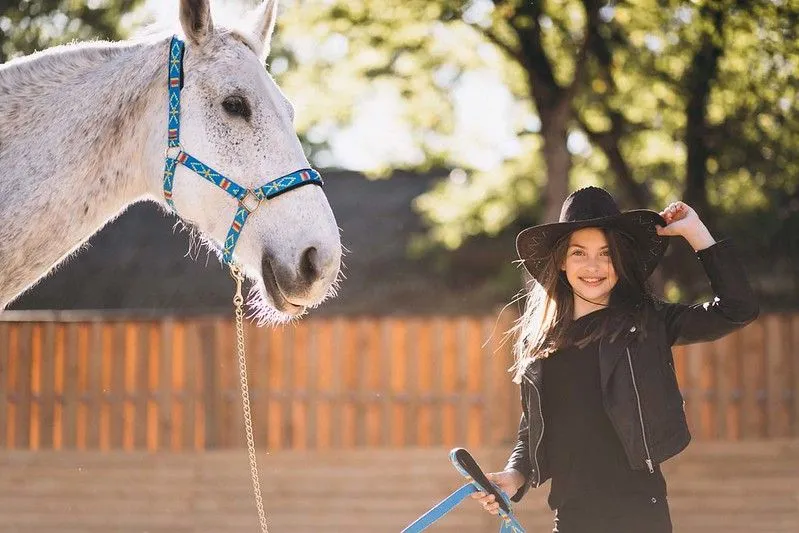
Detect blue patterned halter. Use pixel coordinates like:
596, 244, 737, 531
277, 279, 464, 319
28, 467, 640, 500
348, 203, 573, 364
162, 36, 324, 264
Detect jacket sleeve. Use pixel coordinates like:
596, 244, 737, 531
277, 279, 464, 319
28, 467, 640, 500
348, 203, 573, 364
657, 239, 760, 347
504, 383, 533, 502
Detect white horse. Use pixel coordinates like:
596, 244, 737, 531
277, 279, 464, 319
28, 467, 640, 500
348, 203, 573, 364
0, 0, 342, 322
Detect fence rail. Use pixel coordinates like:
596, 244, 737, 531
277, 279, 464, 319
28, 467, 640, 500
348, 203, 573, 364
0, 311, 797, 451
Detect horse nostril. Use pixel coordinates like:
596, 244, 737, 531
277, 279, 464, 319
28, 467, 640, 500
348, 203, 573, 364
300, 246, 320, 284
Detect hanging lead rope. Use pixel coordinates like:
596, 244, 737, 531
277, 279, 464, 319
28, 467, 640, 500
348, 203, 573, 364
230, 265, 269, 533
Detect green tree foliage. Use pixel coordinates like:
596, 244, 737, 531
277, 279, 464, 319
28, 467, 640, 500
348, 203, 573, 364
0, 0, 143, 63
275, 0, 798, 305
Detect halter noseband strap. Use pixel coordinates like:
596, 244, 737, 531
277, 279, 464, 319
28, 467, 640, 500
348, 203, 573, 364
163, 36, 323, 264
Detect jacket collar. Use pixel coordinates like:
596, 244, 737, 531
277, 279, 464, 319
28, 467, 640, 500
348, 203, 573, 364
599, 313, 642, 390
523, 307, 643, 390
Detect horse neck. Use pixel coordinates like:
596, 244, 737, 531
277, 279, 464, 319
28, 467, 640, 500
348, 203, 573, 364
0, 36, 171, 307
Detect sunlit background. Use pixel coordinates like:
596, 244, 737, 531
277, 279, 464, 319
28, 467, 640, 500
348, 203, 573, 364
1, 2, 798, 533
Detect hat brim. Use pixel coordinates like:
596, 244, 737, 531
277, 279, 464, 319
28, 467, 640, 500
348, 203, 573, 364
515, 209, 669, 282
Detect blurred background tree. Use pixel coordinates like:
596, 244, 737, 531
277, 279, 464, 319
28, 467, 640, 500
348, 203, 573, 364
272, 0, 799, 306
0, 0, 144, 63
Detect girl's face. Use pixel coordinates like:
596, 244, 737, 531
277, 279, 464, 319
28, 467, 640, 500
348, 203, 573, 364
561, 227, 619, 304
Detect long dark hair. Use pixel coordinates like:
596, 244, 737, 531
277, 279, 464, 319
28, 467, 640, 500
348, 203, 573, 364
510, 226, 656, 383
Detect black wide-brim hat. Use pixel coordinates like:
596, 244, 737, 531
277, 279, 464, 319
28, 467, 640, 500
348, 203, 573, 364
516, 186, 669, 283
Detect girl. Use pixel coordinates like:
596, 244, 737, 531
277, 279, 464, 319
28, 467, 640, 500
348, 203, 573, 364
472, 186, 759, 532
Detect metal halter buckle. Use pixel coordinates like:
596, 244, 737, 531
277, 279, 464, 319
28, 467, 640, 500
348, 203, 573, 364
165, 145, 182, 160
239, 190, 261, 214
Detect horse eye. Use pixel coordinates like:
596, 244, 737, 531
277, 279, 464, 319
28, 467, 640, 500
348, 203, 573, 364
222, 95, 251, 120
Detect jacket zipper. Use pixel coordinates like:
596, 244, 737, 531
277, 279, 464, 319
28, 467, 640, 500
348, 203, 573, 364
626, 347, 654, 473
529, 379, 544, 486
523, 372, 545, 487
668, 360, 686, 411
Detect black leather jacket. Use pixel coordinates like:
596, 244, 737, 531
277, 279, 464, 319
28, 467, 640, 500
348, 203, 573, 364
505, 239, 759, 501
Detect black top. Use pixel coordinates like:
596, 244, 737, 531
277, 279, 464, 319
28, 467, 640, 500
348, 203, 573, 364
541, 307, 666, 510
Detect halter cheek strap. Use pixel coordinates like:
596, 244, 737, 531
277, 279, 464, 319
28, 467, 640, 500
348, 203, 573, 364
163, 36, 323, 264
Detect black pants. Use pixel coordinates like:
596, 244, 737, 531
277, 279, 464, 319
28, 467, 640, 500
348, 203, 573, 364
552, 494, 672, 533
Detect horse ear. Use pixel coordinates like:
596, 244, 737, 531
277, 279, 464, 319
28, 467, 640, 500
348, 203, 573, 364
180, 0, 214, 46
250, 0, 279, 59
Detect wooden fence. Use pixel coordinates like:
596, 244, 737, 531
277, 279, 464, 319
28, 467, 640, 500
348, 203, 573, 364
0, 310, 797, 451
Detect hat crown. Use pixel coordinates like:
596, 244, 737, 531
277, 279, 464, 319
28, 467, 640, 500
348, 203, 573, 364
559, 186, 621, 223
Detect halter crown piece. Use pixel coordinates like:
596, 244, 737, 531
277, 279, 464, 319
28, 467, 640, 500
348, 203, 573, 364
163, 36, 324, 264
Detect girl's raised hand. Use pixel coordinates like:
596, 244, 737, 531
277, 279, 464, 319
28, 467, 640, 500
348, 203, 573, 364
655, 201, 700, 238
655, 201, 716, 251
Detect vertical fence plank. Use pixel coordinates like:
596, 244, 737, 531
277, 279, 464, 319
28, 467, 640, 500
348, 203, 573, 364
340, 320, 357, 448
78, 324, 94, 450
485, 311, 514, 447
200, 320, 218, 449
213, 318, 234, 448
188, 321, 204, 451
389, 319, 407, 447
416, 320, 434, 447
51, 323, 66, 450
255, 321, 272, 450
89, 323, 105, 449
62, 324, 79, 449
0, 323, 8, 448
483, 316, 500, 447
364, 319, 382, 447
171, 321, 185, 451
465, 318, 483, 449
29, 324, 41, 450
765, 315, 791, 438
243, 320, 264, 449
123, 323, 137, 451
109, 323, 124, 450
158, 319, 173, 451
52, 324, 65, 450
455, 318, 469, 447
6, 325, 19, 448
306, 321, 319, 450
793, 314, 799, 437
431, 317, 445, 446
405, 319, 419, 447
266, 324, 284, 450
98, 324, 112, 450
316, 320, 334, 449
291, 323, 309, 450
684, 343, 703, 438
280, 324, 294, 450
16, 323, 32, 449
699, 342, 716, 439
741, 320, 766, 438
134, 322, 150, 450
146, 322, 161, 451
181, 320, 198, 451
40, 323, 55, 449
715, 331, 741, 440
379, 319, 392, 447
441, 319, 457, 447
329, 318, 344, 448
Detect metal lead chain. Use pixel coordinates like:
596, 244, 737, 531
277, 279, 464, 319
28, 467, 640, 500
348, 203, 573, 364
230, 264, 269, 533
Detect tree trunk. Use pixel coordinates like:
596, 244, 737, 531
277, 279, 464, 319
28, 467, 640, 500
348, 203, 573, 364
683, 8, 724, 229
540, 102, 573, 223
683, 38, 719, 226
